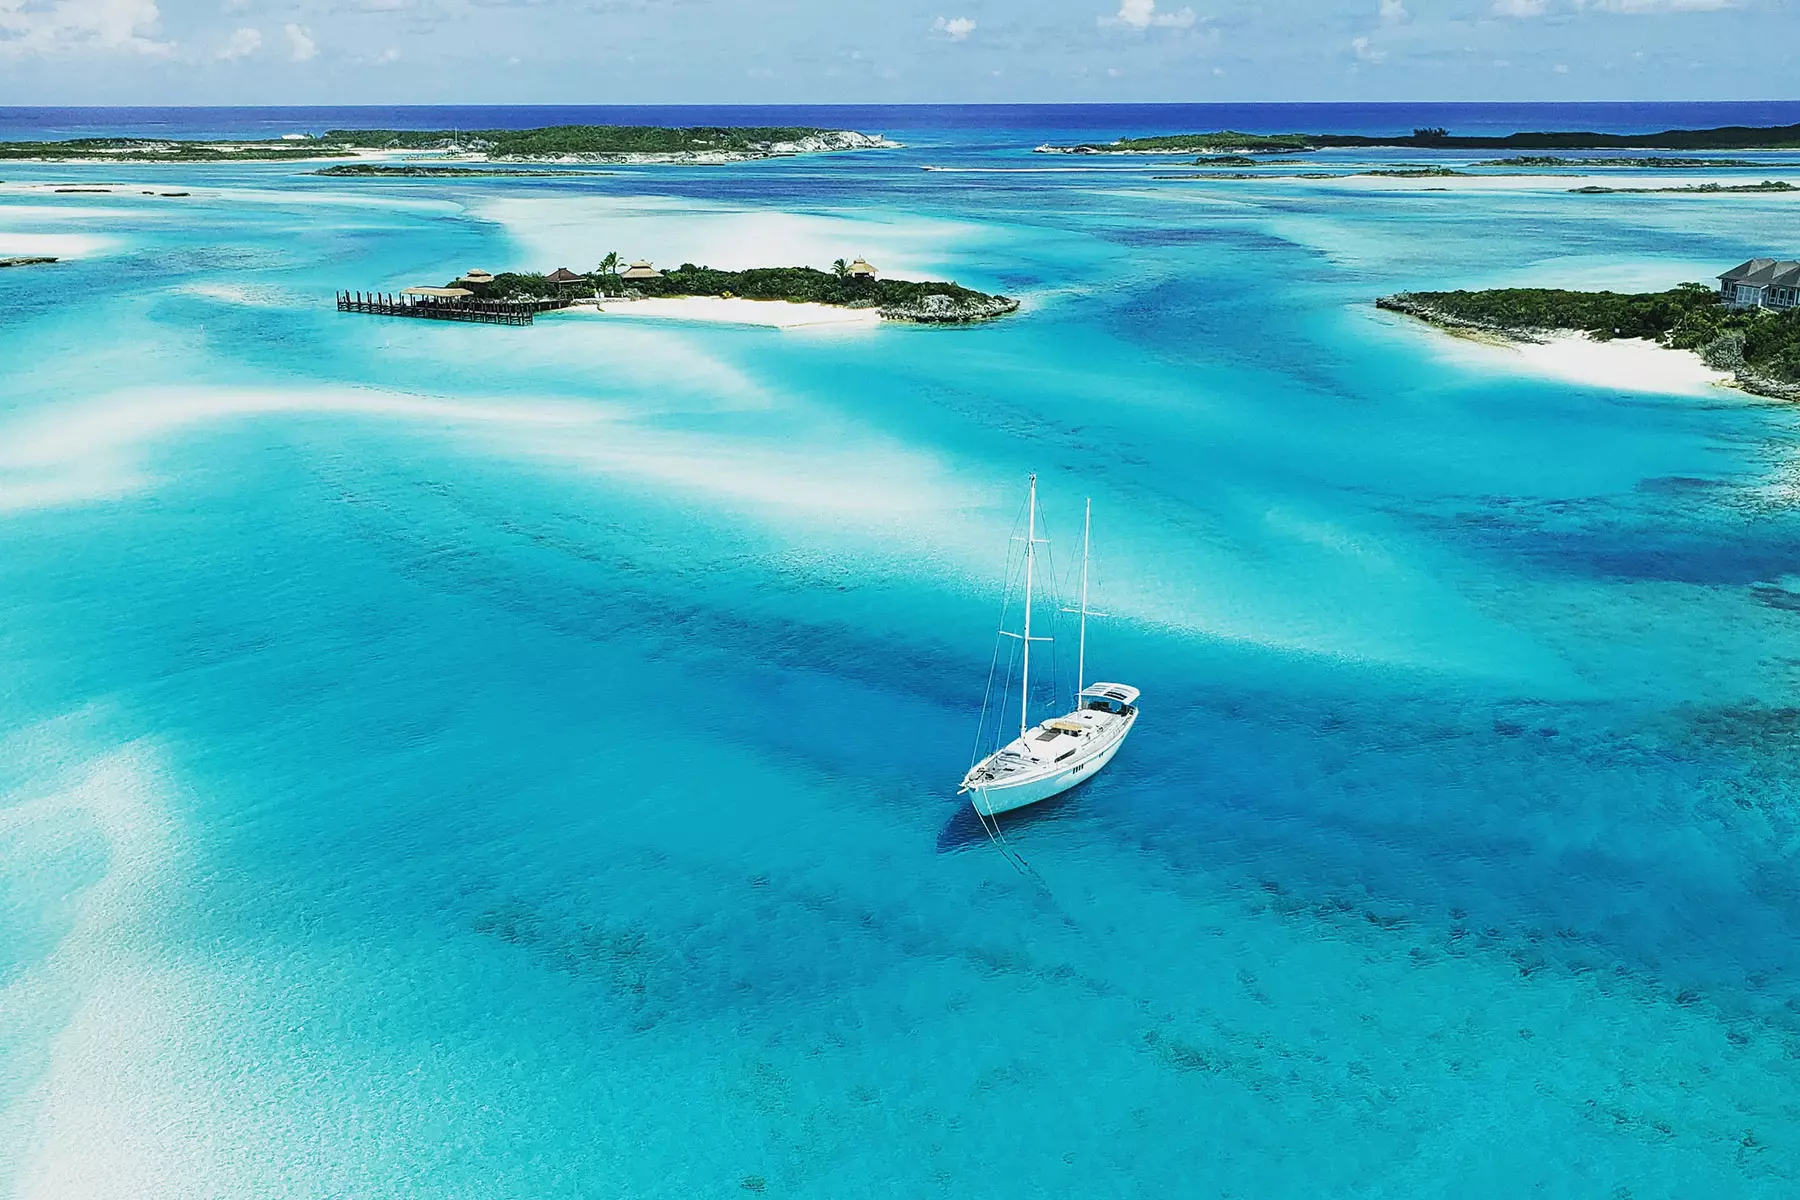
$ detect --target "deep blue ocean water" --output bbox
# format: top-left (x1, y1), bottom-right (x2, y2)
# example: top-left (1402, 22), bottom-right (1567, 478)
top-left (3, 104), bottom-right (1800, 1197)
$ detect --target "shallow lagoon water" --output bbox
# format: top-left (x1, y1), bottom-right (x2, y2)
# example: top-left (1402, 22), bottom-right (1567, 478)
top-left (3, 105), bottom-right (1800, 1196)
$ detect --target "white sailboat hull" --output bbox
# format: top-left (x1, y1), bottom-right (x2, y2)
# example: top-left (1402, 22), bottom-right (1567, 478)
top-left (966, 709), bottom-right (1137, 817)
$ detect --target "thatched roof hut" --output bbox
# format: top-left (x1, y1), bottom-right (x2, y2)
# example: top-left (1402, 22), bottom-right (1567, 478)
top-left (621, 260), bottom-right (663, 279)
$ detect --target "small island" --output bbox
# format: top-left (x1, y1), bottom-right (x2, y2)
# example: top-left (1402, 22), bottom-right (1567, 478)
top-left (461, 261), bottom-right (1019, 324)
top-left (1377, 280), bottom-right (1800, 400)
top-left (0, 125), bottom-right (898, 165)
top-left (1477, 156), bottom-right (1780, 169)
top-left (0, 255), bottom-right (58, 269)
top-left (1039, 121), bottom-right (1800, 155)
top-left (1568, 180), bottom-right (1796, 195)
top-left (312, 164), bottom-right (593, 178)
top-left (1040, 131), bottom-right (1314, 155)
top-left (1155, 165), bottom-right (1467, 182)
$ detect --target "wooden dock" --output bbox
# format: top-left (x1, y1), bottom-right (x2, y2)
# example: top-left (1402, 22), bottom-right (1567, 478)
top-left (335, 291), bottom-right (573, 326)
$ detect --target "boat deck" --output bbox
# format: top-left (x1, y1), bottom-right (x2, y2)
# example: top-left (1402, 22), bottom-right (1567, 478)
top-left (966, 705), bottom-right (1130, 785)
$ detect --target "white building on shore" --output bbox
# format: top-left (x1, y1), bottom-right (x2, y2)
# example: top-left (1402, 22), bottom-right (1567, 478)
top-left (1720, 258), bottom-right (1800, 310)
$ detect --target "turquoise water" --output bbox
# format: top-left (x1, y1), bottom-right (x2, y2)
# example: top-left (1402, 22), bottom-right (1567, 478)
top-left (4, 107), bottom-right (1800, 1196)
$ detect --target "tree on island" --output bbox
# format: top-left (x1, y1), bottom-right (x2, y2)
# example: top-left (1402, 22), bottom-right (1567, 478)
top-left (833, 258), bottom-right (849, 280)
top-left (597, 251), bottom-right (621, 276)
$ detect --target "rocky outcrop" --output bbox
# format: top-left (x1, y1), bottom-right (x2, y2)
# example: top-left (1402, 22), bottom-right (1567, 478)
top-left (1375, 293), bottom-right (1547, 342)
top-left (879, 293), bottom-right (1020, 324)
top-left (0, 256), bottom-right (57, 269)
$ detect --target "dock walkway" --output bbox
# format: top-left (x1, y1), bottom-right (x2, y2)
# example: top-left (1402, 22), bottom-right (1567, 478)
top-left (335, 291), bottom-right (573, 326)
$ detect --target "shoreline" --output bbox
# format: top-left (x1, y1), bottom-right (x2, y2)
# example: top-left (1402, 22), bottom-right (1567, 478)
top-left (1379, 308), bottom-right (1741, 397)
top-left (569, 296), bottom-right (882, 329)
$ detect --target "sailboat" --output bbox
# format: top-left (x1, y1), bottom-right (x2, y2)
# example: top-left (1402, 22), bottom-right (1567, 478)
top-left (960, 474), bottom-right (1140, 818)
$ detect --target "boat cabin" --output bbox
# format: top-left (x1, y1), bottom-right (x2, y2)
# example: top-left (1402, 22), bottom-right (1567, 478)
top-left (1079, 682), bottom-right (1140, 715)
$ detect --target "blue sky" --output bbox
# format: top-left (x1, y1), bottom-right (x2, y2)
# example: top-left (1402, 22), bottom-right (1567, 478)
top-left (0, 0), bottom-right (1795, 106)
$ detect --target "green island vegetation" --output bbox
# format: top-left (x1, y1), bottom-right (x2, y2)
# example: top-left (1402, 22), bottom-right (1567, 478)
top-left (1569, 180), bottom-right (1797, 195)
top-left (1191, 154), bottom-right (1261, 166)
top-left (1365, 166), bottom-right (1467, 177)
top-left (0, 125), bottom-right (890, 163)
top-left (1377, 284), bottom-right (1800, 399)
top-left (313, 164), bottom-right (592, 178)
top-left (1478, 155), bottom-right (1778, 168)
top-left (1048, 131), bottom-right (1314, 154)
top-left (457, 261), bottom-right (1018, 323)
top-left (1042, 122), bottom-right (1800, 154)
top-left (0, 256), bottom-right (58, 269)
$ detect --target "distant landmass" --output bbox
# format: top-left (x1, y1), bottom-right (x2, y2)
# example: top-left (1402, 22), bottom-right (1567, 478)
top-left (1039, 123), bottom-right (1800, 154)
top-left (0, 126), bottom-right (898, 165)
top-left (1378, 284), bottom-right (1800, 400)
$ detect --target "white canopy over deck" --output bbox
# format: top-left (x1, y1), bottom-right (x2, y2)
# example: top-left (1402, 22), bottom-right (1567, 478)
top-left (1079, 682), bottom-right (1140, 707)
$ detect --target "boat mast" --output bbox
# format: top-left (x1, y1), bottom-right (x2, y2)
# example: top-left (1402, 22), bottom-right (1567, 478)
top-left (1077, 497), bottom-right (1091, 697)
top-left (1020, 474), bottom-right (1037, 742)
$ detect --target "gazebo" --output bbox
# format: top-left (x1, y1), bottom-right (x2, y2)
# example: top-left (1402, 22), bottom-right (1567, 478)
top-left (621, 260), bottom-right (663, 279)
top-left (458, 269), bottom-right (494, 286)
top-left (848, 257), bottom-right (877, 278)
top-left (403, 286), bottom-right (473, 299)
top-left (545, 267), bottom-right (584, 286)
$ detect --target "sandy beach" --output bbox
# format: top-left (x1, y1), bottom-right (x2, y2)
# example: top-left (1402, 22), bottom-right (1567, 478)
top-left (1390, 319), bottom-right (1736, 397)
top-left (575, 296), bottom-right (883, 329)
top-left (1512, 332), bottom-right (1733, 394)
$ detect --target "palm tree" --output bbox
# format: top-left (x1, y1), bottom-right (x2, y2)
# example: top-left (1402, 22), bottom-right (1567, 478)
top-left (833, 258), bottom-right (849, 280)
top-left (598, 250), bottom-right (621, 276)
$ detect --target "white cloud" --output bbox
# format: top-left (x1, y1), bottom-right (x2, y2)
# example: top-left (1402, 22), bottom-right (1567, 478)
top-left (283, 21), bottom-right (314, 60)
top-left (216, 25), bottom-right (259, 59)
top-left (1379, 0), bottom-right (1408, 21)
top-left (1350, 35), bottom-right (1386, 60)
top-left (0, 0), bottom-right (171, 57)
top-left (1492, 0), bottom-right (1548, 14)
top-left (932, 14), bottom-right (975, 39)
top-left (1105, 0), bottom-right (1196, 29)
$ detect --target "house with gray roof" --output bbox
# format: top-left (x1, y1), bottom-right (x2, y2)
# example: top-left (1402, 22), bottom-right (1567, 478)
top-left (1719, 258), bottom-right (1800, 310)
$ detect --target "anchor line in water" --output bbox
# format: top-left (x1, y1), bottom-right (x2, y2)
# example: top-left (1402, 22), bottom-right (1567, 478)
top-left (967, 490), bottom-right (1037, 875)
